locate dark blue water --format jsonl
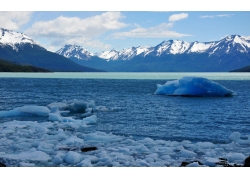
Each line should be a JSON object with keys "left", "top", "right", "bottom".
{"left": 1, "top": 78, "right": 250, "bottom": 144}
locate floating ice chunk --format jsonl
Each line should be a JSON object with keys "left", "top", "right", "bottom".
{"left": 229, "top": 132, "right": 250, "bottom": 145}
{"left": 19, "top": 162, "right": 35, "bottom": 167}
{"left": 205, "top": 150, "right": 217, "bottom": 157}
{"left": 80, "top": 155, "right": 99, "bottom": 164}
{"left": 203, "top": 157, "right": 218, "bottom": 167}
{"left": 180, "top": 149, "right": 197, "bottom": 158}
{"left": 77, "top": 159, "right": 93, "bottom": 167}
{"left": 80, "top": 111, "right": 92, "bottom": 118}
{"left": 226, "top": 153, "right": 245, "bottom": 162}
{"left": 0, "top": 148, "right": 51, "bottom": 161}
{"left": 48, "top": 102, "right": 68, "bottom": 111}
{"left": 53, "top": 129, "right": 68, "bottom": 141}
{"left": 229, "top": 132, "right": 241, "bottom": 141}
{"left": 84, "top": 132, "right": 123, "bottom": 143}
{"left": 82, "top": 115, "right": 97, "bottom": 125}
{"left": 156, "top": 147, "right": 175, "bottom": 155}
{"left": 62, "top": 136, "right": 84, "bottom": 146}
{"left": 118, "top": 147, "right": 130, "bottom": 154}
{"left": 0, "top": 106, "right": 50, "bottom": 117}
{"left": 136, "top": 159, "right": 150, "bottom": 167}
{"left": 48, "top": 107, "right": 75, "bottom": 122}
{"left": 196, "top": 142, "right": 215, "bottom": 149}
{"left": 34, "top": 125, "right": 48, "bottom": 134}
{"left": 154, "top": 76, "right": 234, "bottom": 97}
{"left": 138, "top": 138, "right": 156, "bottom": 146}
{"left": 53, "top": 156, "right": 63, "bottom": 165}
{"left": 186, "top": 162, "right": 205, "bottom": 167}
{"left": 160, "top": 155, "right": 172, "bottom": 160}
{"left": 48, "top": 100, "right": 95, "bottom": 113}
{"left": 67, "top": 100, "right": 88, "bottom": 113}
{"left": 64, "top": 151, "right": 82, "bottom": 164}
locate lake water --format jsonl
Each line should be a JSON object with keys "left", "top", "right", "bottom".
{"left": 0, "top": 72, "right": 250, "bottom": 167}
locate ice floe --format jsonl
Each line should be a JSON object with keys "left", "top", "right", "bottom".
{"left": 154, "top": 76, "right": 234, "bottom": 97}
{"left": 0, "top": 99, "right": 249, "bottom": 167}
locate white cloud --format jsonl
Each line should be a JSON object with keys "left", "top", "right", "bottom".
{"left": 41, "top": 37, "right": 112, "bottom": 52}
{"left": 200, "top": 14, "right": 233, "bottom": 18}
{"left": 0, "top": 12, "right": 32, "bottom": 30}
{"left": 112, "top": 22, "right": 191, "bottom": 38}
{"left": 169, "top": 13, "right": 188, "bottom": 22}
{"left": 25, "top": 12, "right": 127, "bottom": 38}
{"left": 24, "top": 12, "right": 126, "bottom": 51}
{"left": 66, "top": 38, "right": 112, "bottom": 50}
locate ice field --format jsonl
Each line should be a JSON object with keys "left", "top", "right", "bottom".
{"left": 0, "top": 75, "right": 250, "bottom": 167}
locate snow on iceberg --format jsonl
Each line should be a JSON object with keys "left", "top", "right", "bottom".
{"left": 154, "top": 76, "right": 234, "bottom": 97}
{"left": 0, "top": 105, "right": 50, "bottom": 117}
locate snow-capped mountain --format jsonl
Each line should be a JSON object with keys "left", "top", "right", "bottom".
{"left": 99, "top": 46, "right": 153, "bottom": 61}
{"left": 155, "top": 35, "right": 250, "bottom": 56}
{"left": 56, "top": 45, "right": 96, "bottom": 61}
{"left": 57, "top": 35, "right": 250, "bottom": 62}
{"left": 0, "top": 28, "right": 103, "bottom": 72}
{"left": 0, "top": 28, "right": 43, "bottom": 51}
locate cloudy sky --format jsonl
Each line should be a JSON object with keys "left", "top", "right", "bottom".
{"left": 1, "top": 0, "right": 249, "bottom": 53}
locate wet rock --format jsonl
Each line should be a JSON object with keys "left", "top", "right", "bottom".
{"left": 81, "top": 146, "right": 98, "bottom": 152}
{"left": 243, "top": 156, "right": 250, "bottom": 167}
{"left": 0, "top": 162, "right": 6, "bottom": 167}
{"left": 216, "top": 158, "right": 243, "bottom": 167}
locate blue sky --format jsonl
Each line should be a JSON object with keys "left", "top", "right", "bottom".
{"left": 1, "top": 0, "right": 250, "bottom": 53}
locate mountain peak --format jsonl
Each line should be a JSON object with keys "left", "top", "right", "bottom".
{"left": 0, "top": 28, "right": 41, "bottom": 51}
{"left": 0, "top": 28, "right": 37, "bottom": 45}
{"left": 56, "top": 44, "right": 95, "bottom": 60}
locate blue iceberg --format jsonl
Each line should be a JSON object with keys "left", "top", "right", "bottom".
{"left": 154, "top": 76, "right": 234, "bottom": 97}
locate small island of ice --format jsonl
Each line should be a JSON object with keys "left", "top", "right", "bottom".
{"left": 154, "top": 76, "right": 234, "bottom": 97}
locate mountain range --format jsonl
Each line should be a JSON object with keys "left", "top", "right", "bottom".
{"left": 1, "top": 27, "right": 250, "bottom": 72}
{"left": 0, "top": 28, "right": 103, "bottom": 72}
{"left": 56, "top": 35, "right": 250, "bottom": 72}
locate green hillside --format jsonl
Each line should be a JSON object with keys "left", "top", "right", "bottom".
{"left": 0, "top": 58, "right": 50, "bottom": 72}
{"left": 230, "top": 65, "right": 250, "bottom": 72}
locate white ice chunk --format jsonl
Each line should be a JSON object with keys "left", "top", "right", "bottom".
{"left": 53, "top": 156, "right": 63, "bottom": 165}
{"left": 180, "top": 149, "right": 197, "bottom": 158}
{"left": 62, "top": 136, "right": 84, "bottom": 146}
{"left": 0, "top": 106, "right": 50, "bottom": 117}
{"left": 84, "top": 132, "right": 123, "bottom": 143}
{"left": 48, "top": 102, "right": 68, "bottom": 111}
{"left": 0, "top": 149, "right": 51, "bottom": 161}
{"left": 48, "top": 107, "right": 75, "bottom": 122}
{"left": 186, "top": 162, "right": 204, "bottom": 167}
{"left": 204, "top": 157, "right": 219, "bottom": 167}
{"left": 136, "top": 159, "right": 150, "bottom": 167}
{"left": 77, "top": 159, "right": 93, "bottom": 167}
{"left": 154, "top": 76, "right": 234, "bottom": 97}
{"left": 228, "top": 132, "right": 250, "bottom": 145}
{"left": 82, "top": 115, "right": 97, "bottom": 125}
{"left": 226, "top": 153, "right": 245, "bottom": 162}
{"left": 64, "top": 151, "right": 82, "bottom": 164}
{"left": 196, "top": 142, "right": 215, "bottom": 149}
{"left": 138, "top": 137, "right": 156, "bottom": 146}
{"left": 19, "top": 162, "right": 35, "bottom": 167}
{"left": 156, "top": 147, "right": 175, "bottom": 155}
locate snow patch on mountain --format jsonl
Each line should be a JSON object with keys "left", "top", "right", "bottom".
{"left": 56, "top": 34, "right": 250, "bottom": 61}
{"left": 0, "top": 28, "right": 40, "bottom": 51}
{"left": 99, "top": 49, "right": 119, "bottom": 61}
{"left": 99, "top": 46, "right": 152, "bottom": 61}
{"left": 156, "top": 40, "right": 191, "bottom": 55}
{"left": 56, "top": 45, "right": 95, "bottom": 61}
